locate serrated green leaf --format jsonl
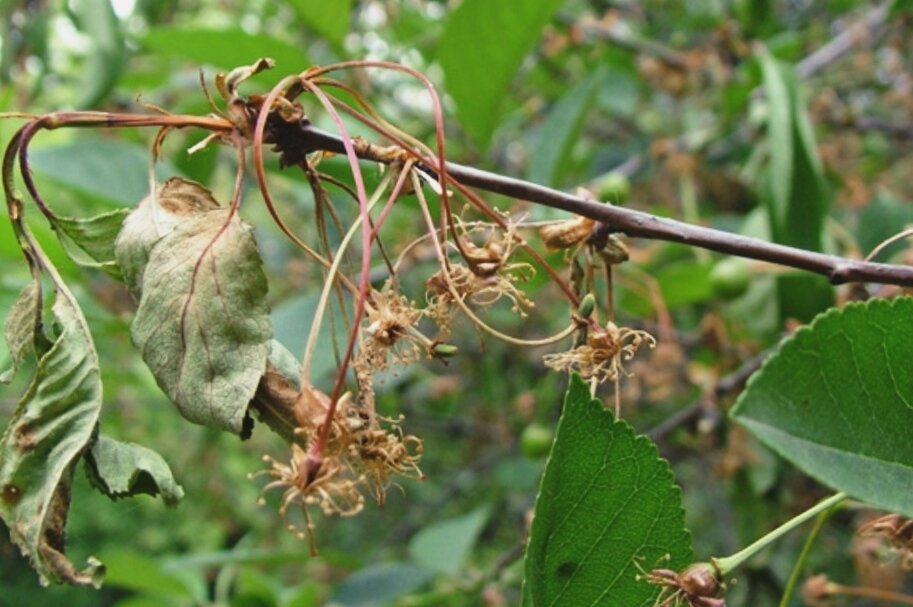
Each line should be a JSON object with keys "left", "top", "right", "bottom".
{"left": 439, "top": 0, "right": 566, "bottom": 149}
{"left": 527, "top": 68, "right": 604, "bottom": 186}
{"left": 289, "top": 0, "right": 352, "bottom": 48}
{"left": 1, "top": 280, "right": 40, "bottom": 383}
{"left": 51, "top": 209, "right": 130, "bottom": 277}
{"left": 523, "top": 375, "right": 692, "bottom": 607}
{"left": 732, "top": 297, "right": 913, "bottom": 517}
{"left": 408, "top": 507, "right": 489, "bottom": 576}
{"left": 0, "top": 287, "right": 105, "bottom": 586}
{"left": 125, "top": 206, "right": 271, "bottom": 433}
{"left": 84, "top": 435, "right": 184, "bottom": 506}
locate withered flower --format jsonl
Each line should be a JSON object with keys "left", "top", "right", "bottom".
{"left": 356, "top": 284, "right": 424, "bottom": 376}
{"left": 858, "top": 513, "right": 913, "bottom": 568}
{"left": 544, "top": 321, "right": 656, "bottom": 383}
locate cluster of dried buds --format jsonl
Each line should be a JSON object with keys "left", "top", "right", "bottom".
{"left": 252, "top": 378, "right": 423, "bottom": 551}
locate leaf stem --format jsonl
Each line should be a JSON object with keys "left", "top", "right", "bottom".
{"left": 777, "top": 494, "right": 842, "bottom": 607}
{"left": 299, "top": 171, "right": 393, "bottom": 387}
{"left": 714, "top": 492, "right": 846, "bottom": 576}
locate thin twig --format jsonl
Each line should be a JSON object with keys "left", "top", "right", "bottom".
{"left": 276, "top": 121, "right": 913, "bottom": 288}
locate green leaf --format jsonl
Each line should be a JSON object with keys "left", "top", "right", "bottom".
{"left": 289, "top": 0, "right": 352, "bottom": 48}
{"left": 1, "top": 280, "right": 40, "bottom": 383}
{"left": 142, "top": 26, "right": 309, "bottom": 79}
{"left": 0, "top": 286, "right": 105, "bottom": 586}
{"left": 102, "top": 549, "right": 196, "bottom": 599}
{"left": 439, "top": 0, "right": 566, "bottom": 149}
{"left": 51, "top": 209, "right": 130, "bottom": 277}
{"left": 758, "top": 48, "right": 833, "bottom": 321}
{"left": 523, "top": 375, "right": 692, "bottom": 607}
{"left": 29, "top": 138, "right": 182, "bottom": 207}
{"left": 527, "top": 68, "right": 605, "bottom": 187}
{"left": 732, "top": 297, "right": 913, "bottom": 517}
{"left": 118, "top": 183, "right": 272, "bottom": 433}
{"left": 408, "top": 507, "right": 490, "bottom": 576}
{"left": 330, "top": 562, "right": 432, "bottom": 607}
{"left": 856, "top": 190, "right": 913, "bottom": 261}
{"left": 84, "top": 434, "right": 184, "bottom": 506}
{"left": 71, "top": 0, "right": 126, "bottom": 108}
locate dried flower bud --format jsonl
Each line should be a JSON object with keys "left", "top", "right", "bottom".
{"left": 539, "top": 216, "right": 596, "bottom": 251}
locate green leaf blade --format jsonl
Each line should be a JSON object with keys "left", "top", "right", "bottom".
{"left": 0, "top": 290, "right": 105, "bottom": 586}
{"left": 439, "top": 0, "right": 565, "bottom": 149}
{"left": 523, "top": 375, "right": 692, "bottom": 607}
{"left": 732, "top": 297, "right": 913, "bottom": 516}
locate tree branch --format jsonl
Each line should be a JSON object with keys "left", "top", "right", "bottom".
{"left": 276, "top": 119, "right": 913, "bottom": 288}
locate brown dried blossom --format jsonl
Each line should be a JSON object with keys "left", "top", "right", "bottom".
{"left": 251, "top": 383, "right": 424, "bottom": 546}
{"left": 544, "top": 321, "right": 656, "bottom": 383}
{"left": 355, "top": 284, "right": 425, "bottom": 376}
{"left": 425, "top": 224, "right": 536, "bottom": 334}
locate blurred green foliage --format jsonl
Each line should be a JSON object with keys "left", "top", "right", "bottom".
{"left": 2, "top": 0, "right": 913, "bottom": 605}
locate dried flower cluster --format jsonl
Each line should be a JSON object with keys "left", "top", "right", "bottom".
{"left": 252, "top": 383, "right": 423, "bottom": 550}
{"left": 544, "top": 321, "right": 657, "bottom": 384}
{"left": 858, "top": 512, "right": 913, "bottom": 568}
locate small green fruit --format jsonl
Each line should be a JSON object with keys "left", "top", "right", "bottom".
{"left": 520, "top": 423, "right": 554, "bottom": 458}
{"left": 709, "top": 258, "right": 751, "bottom": 300}
{"left": 594, "top": 172, "right": 631, "bottom": 203}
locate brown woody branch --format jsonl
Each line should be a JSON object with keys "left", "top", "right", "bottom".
{"left": 274, "top": 119, "right": 913, "bottom": 288}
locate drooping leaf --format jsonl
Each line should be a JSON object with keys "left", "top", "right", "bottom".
{"left": 758, "top": 48, "right": 834, "bottom": 322}
{"left": 439, "top": 0, "right": 566, "bottom": 149}
{"left": 523, "top": 375, "right": 692, "bottom": 606}
{"left": 527, "top": 68, "right": 605, "bottom": 187}
{"left": 289, "top": 0, "right": 352, "bottom": 48}
{"left": 408, "top": 507, "right": 489, "bottom": 576}
{"left": 51, "top": 209, "right": 130, "bottom": 277}
{"left": 115, "top": 177, "right": 221, "bottom": 298}
{"left": 84, "top": 435, "right": 184, "bottom": 506}
{"left": 732, "top": 297, "right": 913, "bottom": 517}
{"left": 1, "top": 280, "right": 40, "bottom": 383}
{"left": 117, "top": 182, "right": 271, "bottom": 433}
{"left": 0, "top": 287, "right": 105, "bottom": 586}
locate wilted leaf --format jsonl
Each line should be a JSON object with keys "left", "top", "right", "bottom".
{"left": 523, "top": 374, "right": 692, "bottom": 607}
{"left": 84, "top": 435, "right": 184, "bottom": 506}
{"left": 732, "top": 297, "right": 913, "bottom": 517}
{"left": 118, "top": 182, "right": 271, "bottom": 433}
{"left": 115, "top": 177, "right": 220, "bottom": 298}
{"left": 0, "top": 288, "right": 105, "bottom": 586}
{"left": 1, "top": 280, "right": 40, "bottom": 383}
{"left": 51, "top": 209, "right": 130, "bottom": 277}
